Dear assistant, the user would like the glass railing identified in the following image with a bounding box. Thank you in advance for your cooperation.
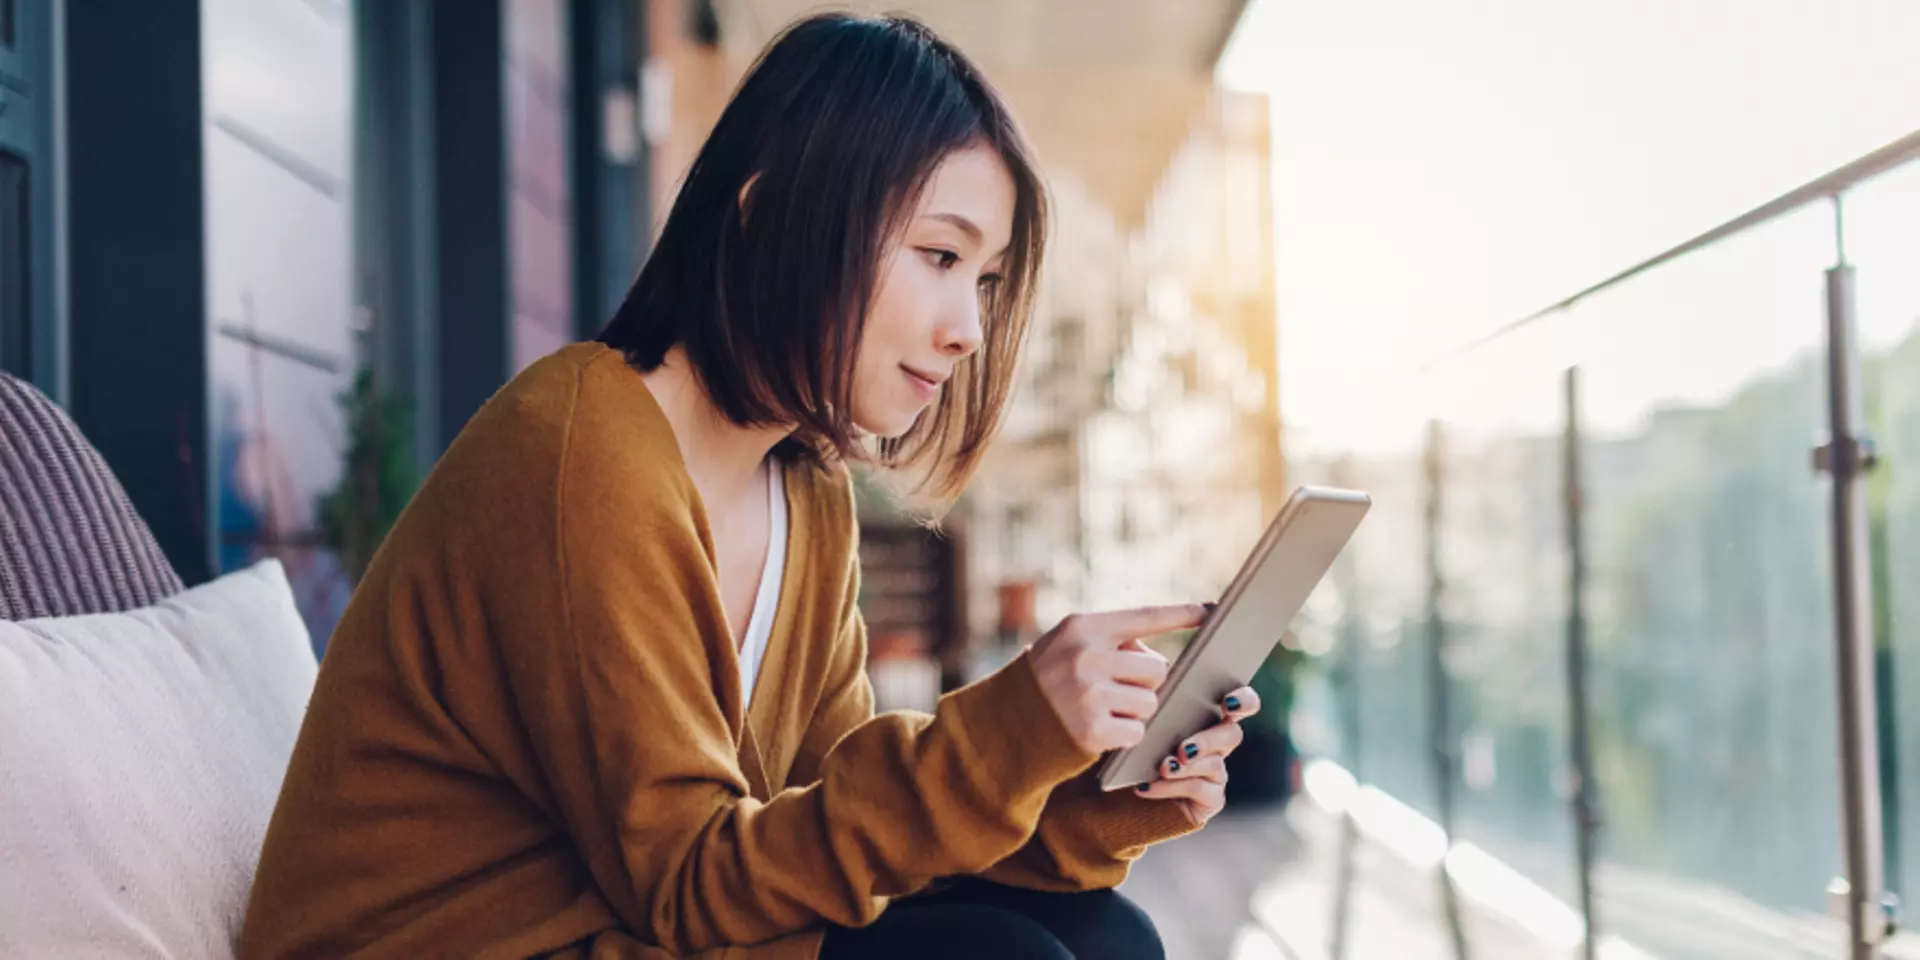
[1341,434,1445,827]
[1571,203,1845,959]
[1287,131,1920,960]
[1427,322,1581,914]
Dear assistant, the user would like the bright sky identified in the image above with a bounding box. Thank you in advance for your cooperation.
[1217,0,1920,455]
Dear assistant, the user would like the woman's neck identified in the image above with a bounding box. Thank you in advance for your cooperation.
[638,346,792,509]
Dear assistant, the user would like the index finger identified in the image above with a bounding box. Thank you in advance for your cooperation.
[1071,603,1210,644]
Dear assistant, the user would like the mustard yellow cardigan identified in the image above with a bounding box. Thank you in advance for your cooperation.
[241,343,1194,959]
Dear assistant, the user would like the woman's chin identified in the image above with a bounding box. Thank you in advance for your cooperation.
[870,421,917,441]
[854,406,928,442]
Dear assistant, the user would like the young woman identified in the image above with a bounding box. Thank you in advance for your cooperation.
[242,13,1259,960]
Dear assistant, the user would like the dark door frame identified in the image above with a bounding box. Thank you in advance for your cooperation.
[0,0,57,392]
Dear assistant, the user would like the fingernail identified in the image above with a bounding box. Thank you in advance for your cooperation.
[1202,602,1219,614]
[1184,742,1200,759]
[1224,695,1242,711]
[1136,782,1151,793]
[1166,758,1181,774]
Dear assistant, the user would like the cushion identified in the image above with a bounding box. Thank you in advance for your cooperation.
[0,560,316,958]
[0,370,184,620]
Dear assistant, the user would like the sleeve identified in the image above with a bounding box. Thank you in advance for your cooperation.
[974,768,1200,892]
[787,577,1200,896]
[492,449,1098,956]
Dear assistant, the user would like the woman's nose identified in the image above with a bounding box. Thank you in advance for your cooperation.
[938,296,984,358]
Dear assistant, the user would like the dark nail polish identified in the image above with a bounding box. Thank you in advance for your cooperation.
[1166,758,1181,774]
[1137,782,1151,793]
[1202,601,1219,614]
[1224,695,1242,712]
[1184,742,1200,759]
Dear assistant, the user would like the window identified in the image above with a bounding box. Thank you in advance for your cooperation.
[0,153,26,375]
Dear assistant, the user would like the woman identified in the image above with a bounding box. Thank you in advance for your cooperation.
[242,13,1259,960]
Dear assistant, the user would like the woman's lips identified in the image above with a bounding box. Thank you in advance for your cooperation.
[902,365,943,400]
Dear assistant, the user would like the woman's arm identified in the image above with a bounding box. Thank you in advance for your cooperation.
[974,769,1198,891]
[490,483,1098,956]
[788,596,1196,896]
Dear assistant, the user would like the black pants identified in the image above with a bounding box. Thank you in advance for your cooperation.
[818,878,1165,960]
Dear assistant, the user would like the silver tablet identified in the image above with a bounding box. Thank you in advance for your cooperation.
[1096,485,1371,791]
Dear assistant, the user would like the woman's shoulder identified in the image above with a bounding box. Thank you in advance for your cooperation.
[432,343,694,514]
[448,343,624,450]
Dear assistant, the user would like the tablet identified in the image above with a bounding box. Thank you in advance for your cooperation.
[1096,485,1371,790]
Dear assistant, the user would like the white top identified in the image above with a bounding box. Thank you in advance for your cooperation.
[738,463,788,708]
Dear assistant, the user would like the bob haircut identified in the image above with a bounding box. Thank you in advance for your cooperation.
[596,12,1048,502]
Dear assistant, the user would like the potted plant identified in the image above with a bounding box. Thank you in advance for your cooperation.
[316,343,419,585]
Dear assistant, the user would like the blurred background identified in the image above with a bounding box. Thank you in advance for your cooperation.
[4,1,1920,958]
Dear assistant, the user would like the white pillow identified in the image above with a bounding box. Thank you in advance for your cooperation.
[0,560,317,959]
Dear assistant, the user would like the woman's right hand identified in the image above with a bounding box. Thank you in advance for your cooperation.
[1026,604,1210,755]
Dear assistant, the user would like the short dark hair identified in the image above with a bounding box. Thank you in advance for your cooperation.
[596,12,1048,501]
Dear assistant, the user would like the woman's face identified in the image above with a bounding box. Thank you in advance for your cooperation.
[850,143,1016,439]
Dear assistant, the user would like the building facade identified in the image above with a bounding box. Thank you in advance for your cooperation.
[4,0,654,645]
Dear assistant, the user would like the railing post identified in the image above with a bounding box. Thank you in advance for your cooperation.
[1563,366,1601,960]
[1329,454,1363,960]
[1815,204,1895,957]
[1423,419,1471,959]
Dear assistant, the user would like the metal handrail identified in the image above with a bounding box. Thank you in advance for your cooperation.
[1424,127,1920,371]
[1333,125,1920,960]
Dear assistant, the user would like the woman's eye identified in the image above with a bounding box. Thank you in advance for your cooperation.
[923,248,960,270]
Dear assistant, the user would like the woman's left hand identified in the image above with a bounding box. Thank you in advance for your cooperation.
[1133,686,1261,826]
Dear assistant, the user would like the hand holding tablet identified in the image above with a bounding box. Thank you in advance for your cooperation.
[1096,485,1370,791]
[1026,604,1206,756]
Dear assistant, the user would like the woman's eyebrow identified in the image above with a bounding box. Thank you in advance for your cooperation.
[924,212,983,243]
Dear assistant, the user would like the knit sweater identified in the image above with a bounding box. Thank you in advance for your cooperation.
[239,343,1196,959]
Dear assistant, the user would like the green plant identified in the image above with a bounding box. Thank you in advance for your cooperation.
[317,362,419,584]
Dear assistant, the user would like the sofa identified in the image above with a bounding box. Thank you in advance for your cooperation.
[0,370,319,957]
